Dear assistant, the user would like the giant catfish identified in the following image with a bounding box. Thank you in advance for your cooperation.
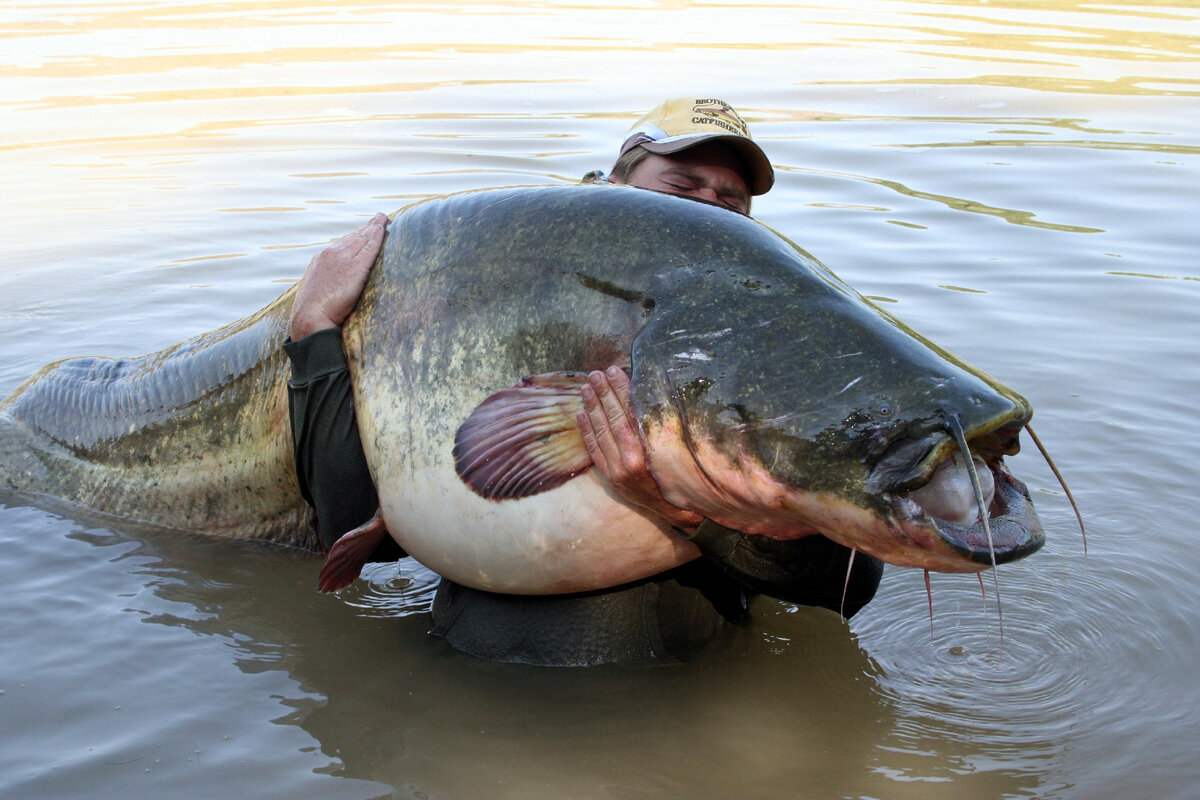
[0,184,1044,593]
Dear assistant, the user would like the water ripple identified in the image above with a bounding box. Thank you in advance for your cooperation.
[851,529,1200,783]
[334,558,440,618]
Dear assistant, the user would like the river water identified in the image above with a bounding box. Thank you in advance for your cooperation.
[1,2,1197,798]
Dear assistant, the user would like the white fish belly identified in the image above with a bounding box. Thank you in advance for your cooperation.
[376,467,699,594]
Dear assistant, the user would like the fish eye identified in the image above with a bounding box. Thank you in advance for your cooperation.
[875,397,895,418]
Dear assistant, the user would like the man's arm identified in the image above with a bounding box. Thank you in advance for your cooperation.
[286,329,393,552]
[285,213,402,560]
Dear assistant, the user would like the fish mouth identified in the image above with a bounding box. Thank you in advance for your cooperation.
[866,420,1045,571]
[894,458,1045,569]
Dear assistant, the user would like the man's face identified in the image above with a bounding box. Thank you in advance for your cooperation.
[619,141,753,215]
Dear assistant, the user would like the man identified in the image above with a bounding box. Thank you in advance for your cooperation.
[286,98,883,665]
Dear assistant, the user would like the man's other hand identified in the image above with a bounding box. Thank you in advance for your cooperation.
[290,212,389,340]
[578,366,705,535]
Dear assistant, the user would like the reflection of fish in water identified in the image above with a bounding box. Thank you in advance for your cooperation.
[0,184,1057,596]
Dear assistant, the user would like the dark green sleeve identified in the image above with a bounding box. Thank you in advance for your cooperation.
[284,327,404,560]
[680,521,883,618]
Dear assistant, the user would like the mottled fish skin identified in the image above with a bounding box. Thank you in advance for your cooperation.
[344,185,1040,590]
[0,291,312,548]
[0,184,1041,592]
[344,187,704,591]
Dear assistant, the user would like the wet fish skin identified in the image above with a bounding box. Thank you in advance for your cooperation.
[345,185,1042,589]
[0,184,1044,592]
[0,295,312,547]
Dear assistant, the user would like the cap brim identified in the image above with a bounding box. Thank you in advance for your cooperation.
[635,133,775,196]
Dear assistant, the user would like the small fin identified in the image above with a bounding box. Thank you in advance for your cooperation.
[318,509,389,593]
[454,372,593,500]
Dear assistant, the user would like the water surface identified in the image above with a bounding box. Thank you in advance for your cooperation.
[1,2,1198,798]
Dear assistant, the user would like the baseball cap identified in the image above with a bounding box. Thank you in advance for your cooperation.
[619,97,775,196]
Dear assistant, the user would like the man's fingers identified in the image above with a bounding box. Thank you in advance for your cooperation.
[353,213,389,263]
[578,367,701,529]
[576,408,608,472]
[595,367,641,466]
[602,364,631,399]
[583,369,646,478]
[291,213,389,339]
[332,212,388,263]
[588,367,633,427]
[580,382,620,464]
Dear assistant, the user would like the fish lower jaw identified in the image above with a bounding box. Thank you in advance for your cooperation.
[887,515,998,573]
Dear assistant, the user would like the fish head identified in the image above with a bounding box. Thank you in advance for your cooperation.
[630,255,1045,574]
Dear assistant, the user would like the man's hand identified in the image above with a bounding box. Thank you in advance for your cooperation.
[578,366,704,535]
[290,212,389,341]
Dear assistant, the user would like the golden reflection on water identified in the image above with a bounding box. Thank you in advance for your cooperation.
[780,163,1107,232]
[3,1,1196,81]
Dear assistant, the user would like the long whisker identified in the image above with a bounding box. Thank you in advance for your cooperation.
[948,413,1004,652]
[1025,423,1087,558]
[924,569,934,643]
[977,572,991,649]
[841,547,857,619]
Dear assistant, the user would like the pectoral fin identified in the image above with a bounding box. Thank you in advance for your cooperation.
[454,372,593,500]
